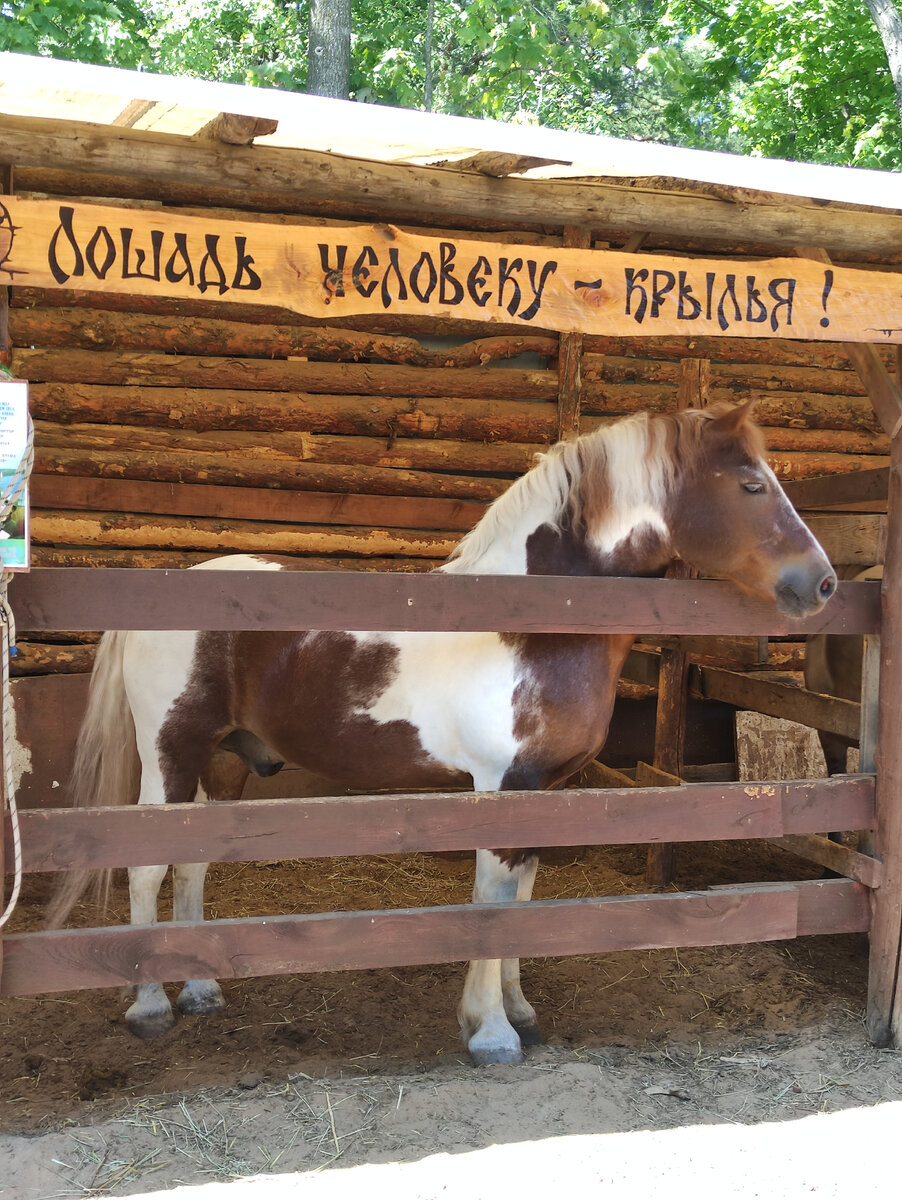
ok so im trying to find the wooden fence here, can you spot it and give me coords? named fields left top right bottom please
left=0, top=569, right=888, bottom=1037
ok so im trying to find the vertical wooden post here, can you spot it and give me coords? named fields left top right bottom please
left=0, top=163, right=10, bottom=986
left=645, top=359, right=710, bottom=887
left=557, top=227, right=592, bottom=441
left=867, top=433, right=902, bottom=1046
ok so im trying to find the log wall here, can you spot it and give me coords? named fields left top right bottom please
left=4, top=171, right=898, bottom=683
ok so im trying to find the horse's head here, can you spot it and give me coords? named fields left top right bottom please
left=669, top=401, right=837, bottom=618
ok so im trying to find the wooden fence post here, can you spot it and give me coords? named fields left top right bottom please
left=867, top=432, right=902, bottom=1046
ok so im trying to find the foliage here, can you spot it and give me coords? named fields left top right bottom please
left=1, top=0, right=900, bottom=169
left=653, top=1, right=902, bottom=169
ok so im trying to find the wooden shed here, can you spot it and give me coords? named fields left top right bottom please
left=1, top=52, right=901, bottom=1049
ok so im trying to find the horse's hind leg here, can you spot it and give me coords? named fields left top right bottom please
left=125, top=862, right=175, bottom=1038
left=458, top=849, right=541, bottom=1065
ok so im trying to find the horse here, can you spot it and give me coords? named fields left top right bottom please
left=49, top=400, right=837, bottom=1065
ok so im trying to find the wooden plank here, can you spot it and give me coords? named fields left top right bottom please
left=699, top=666, right=862, bottom=740
left=2, top=115, right=901, bottom=258
left=28, top=477, right=487, bottom=531
left=803, top=513, right=885, bottom=566
left=766, top=834, right=880, bottom=888
left=7, top=571, right=881, bottom=636
left=580, top=761, right=637, bottom=788
left=4, top=195, right=902, bottom=341
left=0, top=880, right=869, bottom=998
left=15, top=348, right=558, bottom=400
left=4, top=776, right=876, bottom=872
left=868, top=431, right=902, bottom=1047
left=556, top=226, right=590, bottom=438
left=783, top=467, right=889, bottom=510
left=636, top=761, right=683, bottom=788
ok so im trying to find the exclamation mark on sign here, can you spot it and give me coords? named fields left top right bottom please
left=820, top=270, right=833, bottom=327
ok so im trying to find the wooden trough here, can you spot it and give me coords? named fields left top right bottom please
left=1, top=53, right=902, bottom=1049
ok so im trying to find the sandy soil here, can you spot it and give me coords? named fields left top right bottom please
left=2, top=840, right=902, bottom=1198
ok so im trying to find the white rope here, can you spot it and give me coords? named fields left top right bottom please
left=0, top=412, right=33, bottom=929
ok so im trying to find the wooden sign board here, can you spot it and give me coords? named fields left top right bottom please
left=2, top=196, right=901, bottom=342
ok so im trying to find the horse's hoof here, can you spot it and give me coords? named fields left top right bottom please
left=469, top=1044, right=525, bottom=1066
left=513, top=1020, right=545, bottom=1047
left=177, top=980, right=226, bottom=1017
left=125, top=1007, right=176, bottom=1040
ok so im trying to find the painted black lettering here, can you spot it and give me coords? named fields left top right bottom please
left=768, top=277, right=796, bottom=331
left=121, top=228, right=163, bottom=281
left=85, top=226, right=116, bottom=280
left=498, top=257, right=523, bottom=316
left=164, top=233, right=195, bottom=286
left=705, top=272, right=716, bottom=321
left=198, top=234, right=229, bottom=295
left=677, top=271, right=701, bottom=320
left=352, top=246, right=378, bottom=298
left=467, top=255, right=493, bottom=307
left=439, top=242, right=464, bottom=305
left=381, top=247, right=408, bottom=308
left=318, top=243, right=347, bottom=300
left=231, top=236, right=262, bottom=290
left=47, top=206, right=84, bottom=285
left=716, top=274, right=742, bottom=331
left=745, top=275, right=768, bottom=323
left=409, top=251, right=438, bottom=303
left=651, top=270, right=676, bottom=318
left=624, top=267, right=649, bottom=323
left=519, top=259, right=558, bottom=321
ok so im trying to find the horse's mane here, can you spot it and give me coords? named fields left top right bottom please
left=442, top=403, right=764, bottom=573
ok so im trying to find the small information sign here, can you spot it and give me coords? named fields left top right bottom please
left=0, top=378, right=30, bottom=571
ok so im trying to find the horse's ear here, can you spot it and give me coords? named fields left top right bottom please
left=706, top=399, right=757, bottom=438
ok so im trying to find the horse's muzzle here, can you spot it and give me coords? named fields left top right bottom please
left=775, top=563, right=838, bottom=618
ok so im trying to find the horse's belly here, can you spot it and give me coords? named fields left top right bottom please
left=239, top=630, right=521, bottom=791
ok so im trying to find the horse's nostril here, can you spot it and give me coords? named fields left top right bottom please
left=820, top=575, right=837, bottom=599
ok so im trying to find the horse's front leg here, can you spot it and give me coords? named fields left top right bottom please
left=125, top=862, right=175, bottom=1039
left=459, top=849, right=541, bottom=1065
left=173, top=860, right=225, bottom=1018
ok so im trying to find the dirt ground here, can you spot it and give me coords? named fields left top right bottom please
left=2, top=837, right=902, bottom=1198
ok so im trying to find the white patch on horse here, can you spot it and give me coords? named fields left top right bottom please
left=352, top=631, right=521, bottom=787
left=588, top=414, right=670, bottom=556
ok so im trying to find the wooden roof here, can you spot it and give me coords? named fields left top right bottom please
left=1, top=51, right=900, bottom=213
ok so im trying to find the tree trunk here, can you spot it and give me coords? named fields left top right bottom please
left=308, top=0, right=352, bottom=100
left=865, top=1, right=902, bottom=123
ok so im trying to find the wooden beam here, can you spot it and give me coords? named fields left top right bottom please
left=2, top=113, right=901, bottom=258
left=6, top=776, right=876, bottom=872
left=782, top=467, right=889, bottom=510
left=7, top=571, right=882, bottom=636
left=451, top=152, right=568, bottom=177
left=698, top=665, right=862, bottom=741
left=0, top=880, right=870, bottom=998
left=557, top=226, right=592, bottom=439
left=868, top=433, right=902, bottom=1046
left=196, top=113, right=279, bottom=145
left=766, top=834, right=881, bottom=888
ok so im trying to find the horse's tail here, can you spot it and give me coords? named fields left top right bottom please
left=46, top=631, right=141, bottom=928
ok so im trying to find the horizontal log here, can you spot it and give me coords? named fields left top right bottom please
left=29, top=477, right=487, bottom=531
left=34, top=450, right=509, bottom=501
left=582, top=334, right=899, bottom=370
left=764, top=451, right=890, bottom=480
left=5, top=777, right=874, bottom=872
left=30, top=511, right=461, bottom=558
left=3, top=113, right=900, bottom=258
left=699, top=666, right=861, bottom=740
left=581, top=379, right=885, bottom=435
left=585, top=353, right=870, bottom=399
left=9, top=308, right=559, bottom=367
left=7, top=571, right=880, bottom=635
left=0, top=880, right=870, bottom=997
left=13, top=285, right=556, bottom=339
left=29, top=382, right=558, bottom=442
left=29, top=547, right=437, bottom=571
left=13, top=349, right=559, bottom=400
left=9, top=642, right=96, bottom=676
left=35, top=422, right=541, bottom=475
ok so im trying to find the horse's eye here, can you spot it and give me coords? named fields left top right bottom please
left=742, top=481, right=766, bottom=494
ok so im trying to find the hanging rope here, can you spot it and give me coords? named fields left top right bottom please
left=0, top=411, right=33, bottom=929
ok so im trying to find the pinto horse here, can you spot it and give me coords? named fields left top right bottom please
left=50, top=401, right=836, bottom=1065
